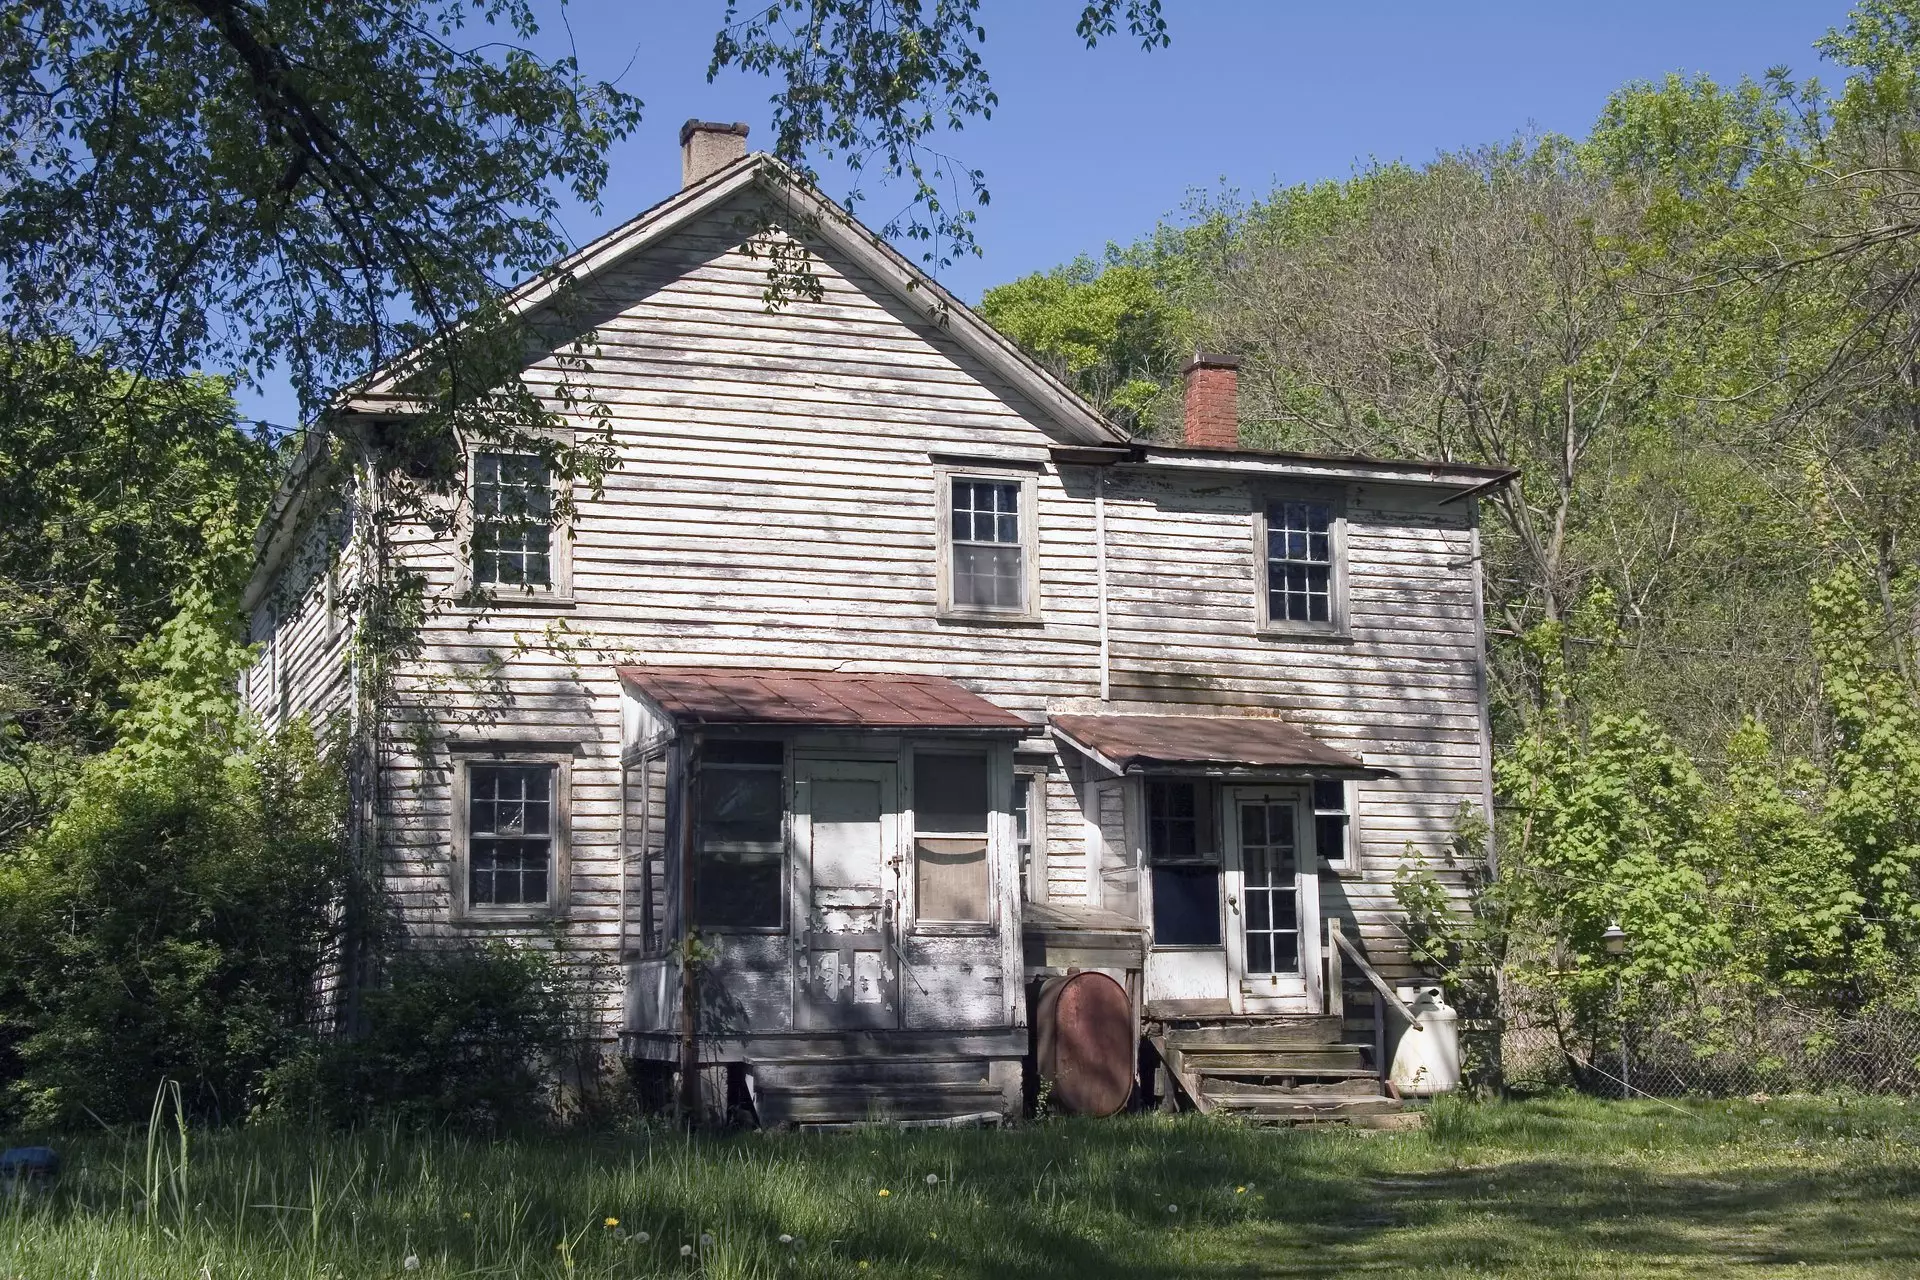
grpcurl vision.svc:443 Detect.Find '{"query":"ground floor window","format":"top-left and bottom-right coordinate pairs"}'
top-left (1147, 780), bottom-right (1220, 946)
top-left (455, 754), bottom-right (570, 920)
top-left (694, 740), bottom-right (786, 929)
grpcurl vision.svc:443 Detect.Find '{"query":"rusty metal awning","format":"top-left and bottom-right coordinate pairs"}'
top-left (1049, 713), bottom-right (1390, 777)
top-left (616, 666), bottom-right (1033, 734)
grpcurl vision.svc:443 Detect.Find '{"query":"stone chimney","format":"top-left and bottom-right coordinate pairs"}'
top-left (680, 119), bottom-right (750, 188)
top-left (1181, 352), bottom-right (1240, 449)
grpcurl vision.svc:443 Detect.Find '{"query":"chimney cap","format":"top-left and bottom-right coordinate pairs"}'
top-left (1182, 351), bottom-right (1240, 375)
top-left (679, 119), bottom-right (751, 146)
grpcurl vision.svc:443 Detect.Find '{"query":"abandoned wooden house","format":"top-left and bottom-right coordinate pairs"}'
top-left (240, 121), bottom-right (1511, 1125)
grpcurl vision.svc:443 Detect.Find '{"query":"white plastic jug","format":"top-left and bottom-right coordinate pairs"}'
top-left (1388, 985), bottom-right (1460, 1096)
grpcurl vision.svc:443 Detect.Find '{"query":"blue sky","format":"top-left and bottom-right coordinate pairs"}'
top-left (237, 0), bottom-right (1855, 431)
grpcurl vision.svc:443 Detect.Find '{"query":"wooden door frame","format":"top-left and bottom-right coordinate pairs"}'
top-left (1222, 784), bottom-right (1320, 1014)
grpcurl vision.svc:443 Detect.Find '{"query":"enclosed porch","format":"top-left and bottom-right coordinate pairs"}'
top-left (614, 666), bottom-right (1033, 1126)
top-left (1051, 713), bottom-right (1418, 1121)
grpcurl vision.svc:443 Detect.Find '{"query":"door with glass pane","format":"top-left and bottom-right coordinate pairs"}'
top-left (793, 760), bottom-right (900, 1029)
top-left (1224, 788), bottom-right (1320, 1013)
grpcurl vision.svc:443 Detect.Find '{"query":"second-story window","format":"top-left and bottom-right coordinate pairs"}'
top-left (1261, 497), bottom-right (1344, 632)
top-left (473, 452), bottom-right (553, 588)
top-left (938, 470), bottom-right (1039, 620)
top-left (952, 479), bottom-right (1022, 608)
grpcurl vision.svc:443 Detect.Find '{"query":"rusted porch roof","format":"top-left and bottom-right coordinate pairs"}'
top-left (1050, 713), bottom-right (1389, 777)
top-left (616, 666), bottom-right (1033, 733)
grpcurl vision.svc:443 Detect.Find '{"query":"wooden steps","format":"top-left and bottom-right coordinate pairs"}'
top-left (746, 1053), bottom-right (1021, 1128)
top-left (1149, 1012), bottom-right (1405, 1126)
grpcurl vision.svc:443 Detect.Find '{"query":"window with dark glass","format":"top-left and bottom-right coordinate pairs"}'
top-left (914, 752), bottom-right (991, 923)
top-left (468, 764), bottom-right (555, 907)
top-left (1313, 779), bottom-right (1353, 866)
top-left (473, 452), bottom-right (553, 587)
top-left (695, 740), bottom-right (785, 929)
top-left (1147, 780), bottom-right (1221, 947)
top-left (949, 479), bottom-right (1024, 611)
top-left (1265, 499), bottom-right (1334, 626)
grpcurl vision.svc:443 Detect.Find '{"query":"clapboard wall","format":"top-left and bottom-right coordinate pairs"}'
top-left (244, 184), bottom-right (1492, 1033)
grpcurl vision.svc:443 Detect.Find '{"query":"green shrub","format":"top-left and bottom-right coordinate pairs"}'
top-left (0, 721), bottom-right (348, 1127)
top-left (262, 942), bottom-right (580, 1130)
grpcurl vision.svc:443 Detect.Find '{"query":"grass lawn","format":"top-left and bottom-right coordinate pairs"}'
top-left (4, 1094), bottom-right (1918, 1278)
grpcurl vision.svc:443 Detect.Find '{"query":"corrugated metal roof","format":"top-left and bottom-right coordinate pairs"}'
top-left (616, 666), bottom-right (1033, 733)
top-left (1050, 713), bottom-right (1386, 775)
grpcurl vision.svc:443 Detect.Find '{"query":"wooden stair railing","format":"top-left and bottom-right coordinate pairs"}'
top-left (1325, 919), bottom-right (1423, 1088)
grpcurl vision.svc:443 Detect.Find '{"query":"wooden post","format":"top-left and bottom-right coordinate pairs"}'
top-left (1325, 916), bottom-right (1345, 1024)
top-left (677, 741), bottom-right (702, 1124)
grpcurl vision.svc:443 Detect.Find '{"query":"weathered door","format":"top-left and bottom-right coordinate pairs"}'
top-left (1224, 787), bottom-right (1320, 1013)
top-left (793, 760), bottom-right (901, 1029)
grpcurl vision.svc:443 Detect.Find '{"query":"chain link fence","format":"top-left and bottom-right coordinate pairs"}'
top-left (1501, 997), bottom-right (1920, 1098)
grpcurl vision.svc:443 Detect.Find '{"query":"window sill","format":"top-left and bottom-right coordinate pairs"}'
top-left (450, 906), bottom-right (567, 926)
top-left (1148, 941), bottom-right (1227, 952)
top-left (452, 593), bottom-right (577, 613)
top-left (1255, 623), bottom-right (1353, 644)
top-left (936, 609), bottom-right (1045, 628)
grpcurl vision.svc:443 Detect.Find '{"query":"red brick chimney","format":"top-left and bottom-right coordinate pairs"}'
top-left (1181, 352), bottom-right (1240, 449)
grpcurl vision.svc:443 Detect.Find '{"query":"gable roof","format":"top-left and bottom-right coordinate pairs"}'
top-left (241, 153), bottom-right (1128, 614)
top-left (350, 152), bottom-right (1127, 446)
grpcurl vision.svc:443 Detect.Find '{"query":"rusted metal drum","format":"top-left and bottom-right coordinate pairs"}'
top-left (1033, 971), bottom-right (1134, 1117)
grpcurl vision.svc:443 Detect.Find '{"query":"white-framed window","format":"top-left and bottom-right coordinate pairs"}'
top-left (1312, 779), bottom-right (1357, 870)
top-left (694, 739), bottom-right (786, 931)
top-left (911, 750), bottom-right (993, 925)
top-left (452, 752), bottom-right (572, 922)
top-left (1256, 494), bottom-right (1347, 635)
top-left (464, 449), bottom-right (572, 599)
top-left (936, 469), bottom-right (1040, 620)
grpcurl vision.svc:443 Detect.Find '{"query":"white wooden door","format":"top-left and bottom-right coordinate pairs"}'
top-left (1224, 787), bottom-right (1320, 1013)
top-left (792, 760), bottom-right (900, 1030)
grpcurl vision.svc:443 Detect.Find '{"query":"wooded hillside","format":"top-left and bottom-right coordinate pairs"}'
top-left (983, 4), bottom-right (1920, 1052)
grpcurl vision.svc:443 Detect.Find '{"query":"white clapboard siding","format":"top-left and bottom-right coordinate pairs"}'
top-left (249, 185), bottom-right (1493, 1014)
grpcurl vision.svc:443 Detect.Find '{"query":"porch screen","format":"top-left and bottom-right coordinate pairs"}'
top-left (1147, 780), bottom-right (1220, 946)
top-left (694, 740), bottom-right (785, 929)
top-left (913, 752), bottom-right (991, 923)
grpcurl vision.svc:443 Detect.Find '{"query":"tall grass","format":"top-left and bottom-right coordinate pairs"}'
top-left (4, 1094), bottom-right (1918, 1278)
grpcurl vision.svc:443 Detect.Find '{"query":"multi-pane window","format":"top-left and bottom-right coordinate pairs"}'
top-left (949, 479), bottom-right (1025, 611)
top-left (695, 740), bottom-right (785, 930)
top-left (913, 752), bottom-right (992, 923)
top-left (473, 452), bottom-right (553, 587)
top-left (1147, 780), bottom-right (1221, 947)
top-left (468, 764), bottom-right (555, 907)
top-left (1264, 499), bottom-right (1335, 627)
top-left (1313, 779), bottom-right (1354, 867)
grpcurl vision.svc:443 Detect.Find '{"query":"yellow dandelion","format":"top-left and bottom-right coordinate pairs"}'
top-left (460, 1211), bottom-right (472, 1221)
top-left (604, 1217), bottom-right (620, 1229)
top-left (859, 1263), bottom-right (871, 1271)
top-left (1235, 1186), bottom-right (1246, 1195)
top-left (878, 1188), bottom-right (891, 1198)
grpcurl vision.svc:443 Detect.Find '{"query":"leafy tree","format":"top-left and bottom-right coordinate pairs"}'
top-left (0, 343), bottom-right (273, 846)
top-left (0, 713), bottom-right (349, 1127)
top-left (979, 260), bottom-right (1189, 428)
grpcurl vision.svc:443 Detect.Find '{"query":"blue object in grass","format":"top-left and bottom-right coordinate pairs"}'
top-left (0, 1146), bottom-right (59, 1183)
